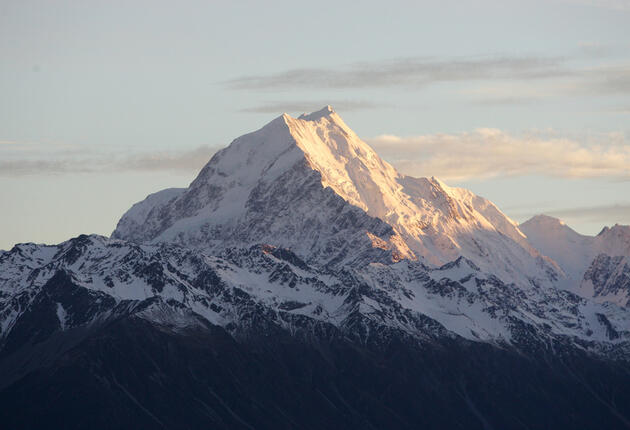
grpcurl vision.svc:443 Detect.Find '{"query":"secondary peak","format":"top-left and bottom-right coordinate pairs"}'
top-left (524, 214), bottom-right (565, 226)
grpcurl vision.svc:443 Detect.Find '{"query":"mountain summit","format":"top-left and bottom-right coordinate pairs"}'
top-left (113, 107), bottom-right (560, 285)
top-left (521, 214), bottom-right (630, 305)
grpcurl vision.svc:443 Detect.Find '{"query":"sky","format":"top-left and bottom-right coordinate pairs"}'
top-left (1, 0), bottom-right (629, 250)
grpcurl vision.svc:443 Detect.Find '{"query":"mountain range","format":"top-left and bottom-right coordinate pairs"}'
top-left (521, 214), bottom-right (630, 306)
top-left (2, 106), bottom-right (630, 429)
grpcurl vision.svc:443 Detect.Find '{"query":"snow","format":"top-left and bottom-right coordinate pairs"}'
top-left (2, 107), bottom-right (629, 357)
top-left (136, 301), bottom-right (205, 330)
top-left (150, 114), bottom-right (306, 242)
top-left (209, 256), bottom-right (347, 325)
top-left (112, 188), bottom-right (185, 240)
top-left (113, 106), bottom-right (562, 288)
top-left (297, 105), bottom-right (335, 121)
top-left (56, 302), bottom-right (67, 330)
top-left (125, 188), bottom-right (184, 225)
top-left (520, 215), bottom-right (595, 282)
top-left (521, 214), bottom-right (630, 305)
top-left (2, 228), bottom-right (629, 353)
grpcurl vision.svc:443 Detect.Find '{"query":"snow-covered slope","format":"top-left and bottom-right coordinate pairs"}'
top-left (521, 215), bottom-right (630, 305)
top-left (1, 234), bottom-right (628, 356)
top-left (582, 254), bottom-right (630, 306)
top-left (112, 188), bottom-right (185, 244)
top-left (113, 106), bottom-right (560, 286)
top-left (520, 215), bottom-right (596, 282)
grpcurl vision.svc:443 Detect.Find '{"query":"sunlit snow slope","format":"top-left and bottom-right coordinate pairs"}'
top-left (113, 106), bottom-right (561, 286)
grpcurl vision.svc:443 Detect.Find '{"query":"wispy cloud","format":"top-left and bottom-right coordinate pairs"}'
top-left (5, 130), bottom-right (629, 182)
top-left (605, 106), bottom-right (630, 114)
top-left (462, 65), bottom-right (630, 104)
top-left (470, 95), bottom-right (541, 106)
top-left (578, 42), bottom-right (612, 58)
top-left (227, 54), bottom-right (630, 105)
top-left (578, 65), bottom-right (630, 94)
top-left (542, 203), bottom-right (630, 223)
top-left (511, 203), bottom-right (630, 226)
top-left (241, 100), bottom-right (382, 114)
top-left (366, 129), bottom-right (630, 182)
top-left (0, 144), bottom-right (218, 176)
top-left (227, 55), bottom-right (570, 90)
top-left (115, 146), bottom-right (217, 172)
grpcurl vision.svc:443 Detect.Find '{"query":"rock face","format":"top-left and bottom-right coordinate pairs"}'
top-left (2, 107), bottom-right (630, 428)
top-left (582, 254), bottom-right (630, 307)
top-left (521, 215), bottom-right (630, 306)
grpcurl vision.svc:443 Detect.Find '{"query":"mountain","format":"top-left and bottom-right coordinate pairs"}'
top-left (521, 215), bottom-right (630, 306)
top-left (112, 106), bottom-right (560, 286)
top-left (2, 234), bottom-right (625, 351)
top-left (2, 234), bottom-right (630, 428)
top-left (2, 107), bottom-right (630, 428)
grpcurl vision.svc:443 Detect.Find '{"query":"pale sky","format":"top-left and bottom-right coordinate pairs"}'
top-left (1, 0), bottom-right (629, 250)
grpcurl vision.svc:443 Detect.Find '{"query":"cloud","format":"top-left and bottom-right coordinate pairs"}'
top-left (578, 42), bottom-right (612, 58)
top-left (116, 146), bottom-right (217, 172)
top-left (543, 204), bottom-right (630, 223)
top-left (227, 54), bottom-right (630, 104)
top-left (461, 82), bottom-right (554, 105)
top-left (241, 100), bottom-right (382, 114)
top-left (576, 66), bottom-right (630, 95)
top-left (470, 96), bottom-right (541, 106)
top-left (510, 203), bottom-right (630, 226)
top-left (227, 55), bottom-right (570, 90)
top-left (0, 145), bottom-right (218, 176)
top-left (365, 129), bottom-right (630, 182)
top-left (464, 65), bottom-right (630, 105)
top-left (4, 129), bottom-right (629, 184)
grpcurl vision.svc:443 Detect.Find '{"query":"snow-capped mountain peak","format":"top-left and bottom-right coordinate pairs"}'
top-left (297, 104), bottom-right (336, 120)
top-left (112, 107), bottom-right (561, 285)
top-left (521, 215), bottom-right (630, 306)
top-left (522, 214), bottom-right (566, 228)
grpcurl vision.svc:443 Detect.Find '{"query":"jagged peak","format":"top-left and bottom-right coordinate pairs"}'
top-left (208, 106), bottom-right (373, 177)
top-left (438, 256), bottom-right (481, 272)
top-left (298, 105), bottom-right (335, 121)
top-left (598, 223), bottom-right (630, 237)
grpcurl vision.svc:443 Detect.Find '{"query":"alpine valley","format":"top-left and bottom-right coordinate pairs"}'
top-left (2, 107), bottom-right (630, 429)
